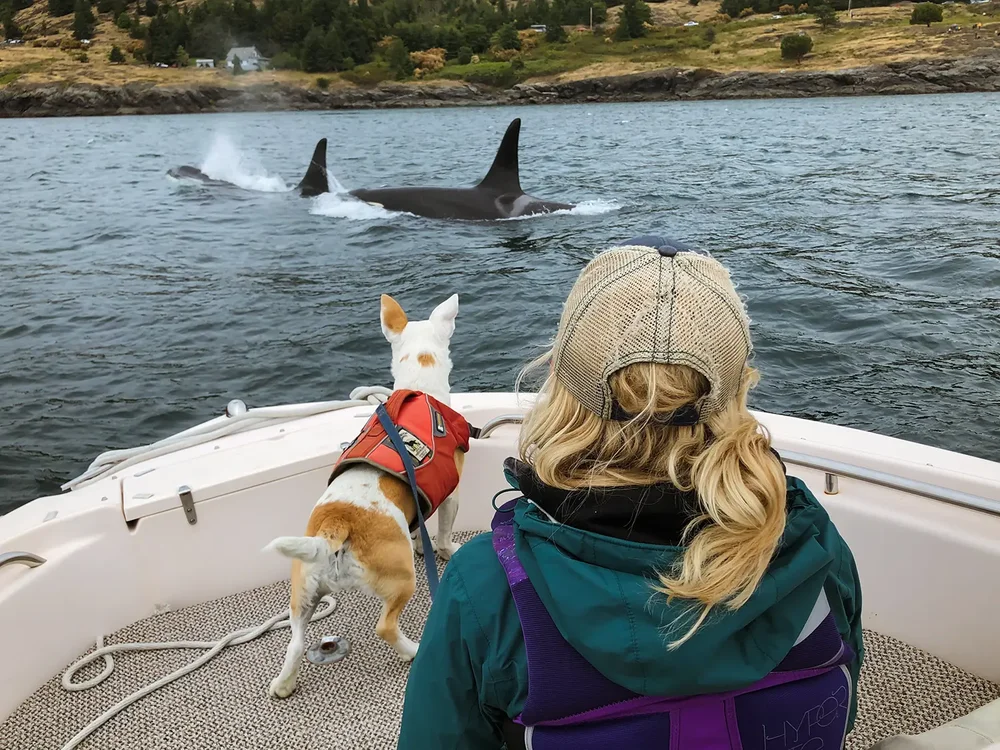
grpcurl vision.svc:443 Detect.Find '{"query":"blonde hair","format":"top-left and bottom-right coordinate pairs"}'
top-left (517, 359), bottom-right (786, 648)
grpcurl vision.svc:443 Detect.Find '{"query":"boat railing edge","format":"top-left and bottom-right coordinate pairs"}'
top-left (476, 414), bottom-right (1000, 518)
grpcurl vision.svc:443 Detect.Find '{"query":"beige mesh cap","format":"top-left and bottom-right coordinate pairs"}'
top-left (551, 244), bottom-right (752, 423)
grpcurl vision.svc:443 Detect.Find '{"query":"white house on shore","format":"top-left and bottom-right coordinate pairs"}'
top-left (225, 46), bottom-right (268, 71)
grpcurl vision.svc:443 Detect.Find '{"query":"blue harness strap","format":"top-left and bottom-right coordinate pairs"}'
top-left (375, 402), bottom-right (440, 599)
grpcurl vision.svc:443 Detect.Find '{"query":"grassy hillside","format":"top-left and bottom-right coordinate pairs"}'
top-left (2, 0), bottom-right (1000, 89)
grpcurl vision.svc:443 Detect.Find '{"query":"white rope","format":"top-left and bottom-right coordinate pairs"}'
top-left (62, 386), bottom-right (392, 491)
top-left (59, 595), bottom-right (339, 750)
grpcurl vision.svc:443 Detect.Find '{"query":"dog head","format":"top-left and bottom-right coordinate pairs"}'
top-left (380, 293), bottom-right (458, 403)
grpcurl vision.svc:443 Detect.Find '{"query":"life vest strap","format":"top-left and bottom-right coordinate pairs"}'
top-left (375, 402), bottom-right (440, 599)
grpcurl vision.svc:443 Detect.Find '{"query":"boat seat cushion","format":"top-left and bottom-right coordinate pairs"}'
top-left (870, 698), bottom-right (1000, 749)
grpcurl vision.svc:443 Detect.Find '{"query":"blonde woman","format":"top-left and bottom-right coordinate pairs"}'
top-left (398, 237), bottom-right (864, 750)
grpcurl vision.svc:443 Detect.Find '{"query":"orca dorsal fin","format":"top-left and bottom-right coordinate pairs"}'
top-left (477, 119), bottom-right (522, 194)
top-left (298, 138), bottom-right (329, 197)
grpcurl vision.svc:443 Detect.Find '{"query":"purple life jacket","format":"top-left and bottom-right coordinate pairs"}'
top-left (491, 500), bottom-right (855, 750)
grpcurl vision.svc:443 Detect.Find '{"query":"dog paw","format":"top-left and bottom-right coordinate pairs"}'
top-left (268, 677), bottom-right (297, 699)
top-left (436, 540), bottom-right (462, 560)
top-left (396, 639), bottom-right (419, 662)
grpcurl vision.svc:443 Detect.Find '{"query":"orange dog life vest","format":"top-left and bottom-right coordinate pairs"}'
top-left (329, 390), bottom-right (474, 530)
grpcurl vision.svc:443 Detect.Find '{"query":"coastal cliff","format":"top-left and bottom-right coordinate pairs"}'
top-left (3, 54), bottom-right (1000, 117)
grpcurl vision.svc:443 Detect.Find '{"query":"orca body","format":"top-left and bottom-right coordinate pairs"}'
top-left (344, 119), bottom-right (574, 220)
top-left (166, 139), bottom-right (330, 197)
top-left (166, 165), bottom-right (239, 188)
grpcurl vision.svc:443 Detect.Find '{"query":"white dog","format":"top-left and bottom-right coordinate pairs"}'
top-left (265, 293), bottom-right (465, 699)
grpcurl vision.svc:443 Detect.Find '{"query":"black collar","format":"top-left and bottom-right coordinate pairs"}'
top-left (505, 458), bottom-right (699, 546)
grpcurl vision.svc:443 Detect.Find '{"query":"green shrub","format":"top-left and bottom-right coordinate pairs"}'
top-left (910, 2), bottom-right (942, 26)
top-left (341, 61), bottom-right (392, 85)
top-left (316, 76), bottom-right (330, 89)
top-left (546, 20), bottom-right (568, 42)
top-left (270, 51), bottom-right (300, 70)
top-left (108, 44), bottom-right (125, 62)
top-left (456, 45), bottom-right (472, 64)
top-left (77, 51), bottom-right (88, 61)
top-left (448, 60), bottom-right (517, 87)
top-left (116, 11), bottom-right (131, 28)
top-left (780, 32), bottom-right (812, 61)
top-left (175, 45), bottom-right (189, 66)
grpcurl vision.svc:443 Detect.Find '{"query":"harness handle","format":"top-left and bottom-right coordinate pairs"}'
top-left (375, 403), bottom-right (440, 599)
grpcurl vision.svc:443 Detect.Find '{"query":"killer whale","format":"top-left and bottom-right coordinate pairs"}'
top-left (166, 139), bottom-right (330, 197)
top-left (325, 119), bottom-right (574, 220)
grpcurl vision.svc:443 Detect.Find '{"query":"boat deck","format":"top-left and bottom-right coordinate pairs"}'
top-left (2, 532), bottom-right (998, 750)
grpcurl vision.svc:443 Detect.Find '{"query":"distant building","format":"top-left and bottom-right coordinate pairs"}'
top-left (225, 46), bottom-right (268, 71)
top-left (529, 24), bottom-right (547, 32)
top-left (195, 59), bottom-right (215, 68)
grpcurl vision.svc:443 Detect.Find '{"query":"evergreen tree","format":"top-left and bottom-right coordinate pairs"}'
top-left (232, 54), bottom-right (243, 73)
top-left (108, 44), bottom-right (126, 62)
top-left (813, 3), bottom-right (837, 29)
top-left (614, 0), bottom-right (650, 40)
top-left (2, 10), bottom-right (23, 39)
top-left (72, 0), bottom-right (95, 39)
top-left (384, 36), bottom-right (412, 79)
top-left (48, 0), bottom-right (74, 18)
top-left (492, 21), bottom-right (520, 49)
top-left (116, 10), bottom-right (130, 28)
top-left (301, 26), bottom-right (326, 71)
top-left (545, 12), bottom-right (567, 41)
top-left (176, 44), bottom-right (189, 65)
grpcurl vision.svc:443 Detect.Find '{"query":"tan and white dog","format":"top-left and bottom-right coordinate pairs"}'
top-left (265, 293), bottom-right (463, 699)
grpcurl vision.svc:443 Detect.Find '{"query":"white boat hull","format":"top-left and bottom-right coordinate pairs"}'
top-left (2, 392), bottom-right (999, 722)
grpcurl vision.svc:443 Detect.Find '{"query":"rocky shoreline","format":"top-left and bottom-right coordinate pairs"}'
top-left (3, 53), bottom-right (1000, 117)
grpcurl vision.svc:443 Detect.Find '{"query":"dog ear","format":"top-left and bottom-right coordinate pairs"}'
top-left (381, 294), bottom-right (408, 343)
top-left (429, 294), bottom-right (459, 341)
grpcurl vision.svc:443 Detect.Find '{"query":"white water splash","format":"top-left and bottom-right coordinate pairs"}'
top-left (310, 191), bottom-right (400, 220)
top-left (504, 198), bottom-right (623, 220)
top-left (197, 133), bottom-right (290, 192)
top-left (565, 199), bottom-right (621, 216)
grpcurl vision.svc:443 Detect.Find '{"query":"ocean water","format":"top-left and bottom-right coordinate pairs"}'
top-left (2, 96), bottom-right (999, 513)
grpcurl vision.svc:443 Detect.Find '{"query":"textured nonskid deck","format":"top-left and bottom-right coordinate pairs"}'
top-left (3, 531), bottom-right (998, 750)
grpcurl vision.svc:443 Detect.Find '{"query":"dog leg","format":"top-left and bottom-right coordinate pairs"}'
top-left (411, 528), bottom-right (425, 556)
top-left (376, 580), bottom-right (419, 661)
top-left (434, 494), bottom-right (461, 560)
top-left (269, 564), bottom-right (319, 699)
top-left (366, 535), bottom-right (419, 662)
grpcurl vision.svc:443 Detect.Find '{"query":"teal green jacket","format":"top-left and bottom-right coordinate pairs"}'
top-left (398, 474), bottom-right (864, 749)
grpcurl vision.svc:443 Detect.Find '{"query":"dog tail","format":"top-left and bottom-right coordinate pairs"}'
top-left (265, 523), bottom-right (350, 563)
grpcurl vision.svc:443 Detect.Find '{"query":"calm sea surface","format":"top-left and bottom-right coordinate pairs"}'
top-left (3, 95), bottom-right (1000, 513)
